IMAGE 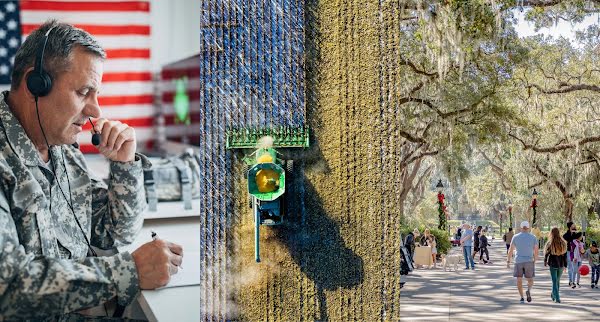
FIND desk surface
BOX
[122,216,201,322]
[87,154,201,321]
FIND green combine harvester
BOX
[226,126,309,262]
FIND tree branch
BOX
[528,179,546,189]
[509,133,600,153]
[479,149,511,191]
[399,57,438,77]
[528,83,600,94]
[399,130,427,144]
[535,164,570,198]
[401,150,439,168]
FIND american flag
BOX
[16,0,156,153]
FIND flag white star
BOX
[0,65,9,75]
[6,20,16,30]
[9,56,14,65]
[5,2,16,12]
[0,29,6,39]
[8,37,18,48]
[0,47,7,57]
[0,12,5,21]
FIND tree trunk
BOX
[564,197,574,222]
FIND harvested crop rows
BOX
[201,0,408,320]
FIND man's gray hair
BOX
[10,20,106,90]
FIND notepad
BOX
[160,251,201,288]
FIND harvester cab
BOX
[226,126,309,262]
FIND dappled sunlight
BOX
[401,243,600,320]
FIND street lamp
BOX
[499,209,503,235]
[436,180,447,231]
[508,201,513,230]
[531,188,539,228]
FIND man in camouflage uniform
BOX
[0,21,183,320]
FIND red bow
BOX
[437,192,445,203]
[530,199,537,208]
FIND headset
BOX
[27,27,101,145]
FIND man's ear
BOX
[23,67,37,99]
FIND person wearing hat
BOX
[507,221,539,304]
[585,241,600,288]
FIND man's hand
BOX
[131,239,184,289]
[92,118,136,162]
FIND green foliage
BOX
[400,226,451,255]
[586,220,600,247]
[431,228,452,255]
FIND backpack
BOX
[144,149,200,211]
[502,234,507,242]
[404,233,414,247]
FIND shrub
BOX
[400,225,450,255]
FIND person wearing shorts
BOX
[507,221,539,304]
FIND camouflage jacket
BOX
[0,92,149,321]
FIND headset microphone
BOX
[88,117,101,146]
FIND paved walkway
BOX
[400,239,600,321]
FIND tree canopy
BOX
[395,0,600,226]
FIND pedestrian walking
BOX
[569,232,585,288]
[507,221,539,303]
[503,227,514,253]
[585,241,600,288]
[460,223,475,270]
[473,226,482,261]
[563,221,576,286]
[480,230,490,264]
[544,227,567,303]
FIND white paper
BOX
[160,251,201,288]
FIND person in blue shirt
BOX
[507,221,539,304]
[460,223,475,270]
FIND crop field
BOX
[201,0,406,320]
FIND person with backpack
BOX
[503,227,514,253]
[404,229,417,263]
[569,232,586,288]
[480,230,490,264]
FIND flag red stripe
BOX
[162,91,200,103]
[20,1,150,12]
[99,95,154,106]
[21,24,150,35]
[161,68,200,79]
[103,72,152,82]
[164,113,201,125]
[106,49,150,59]
[79,145,99,153]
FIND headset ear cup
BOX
[26,71,52,97]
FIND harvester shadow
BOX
[273,163,364,321]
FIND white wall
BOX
[150,0,200,72]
